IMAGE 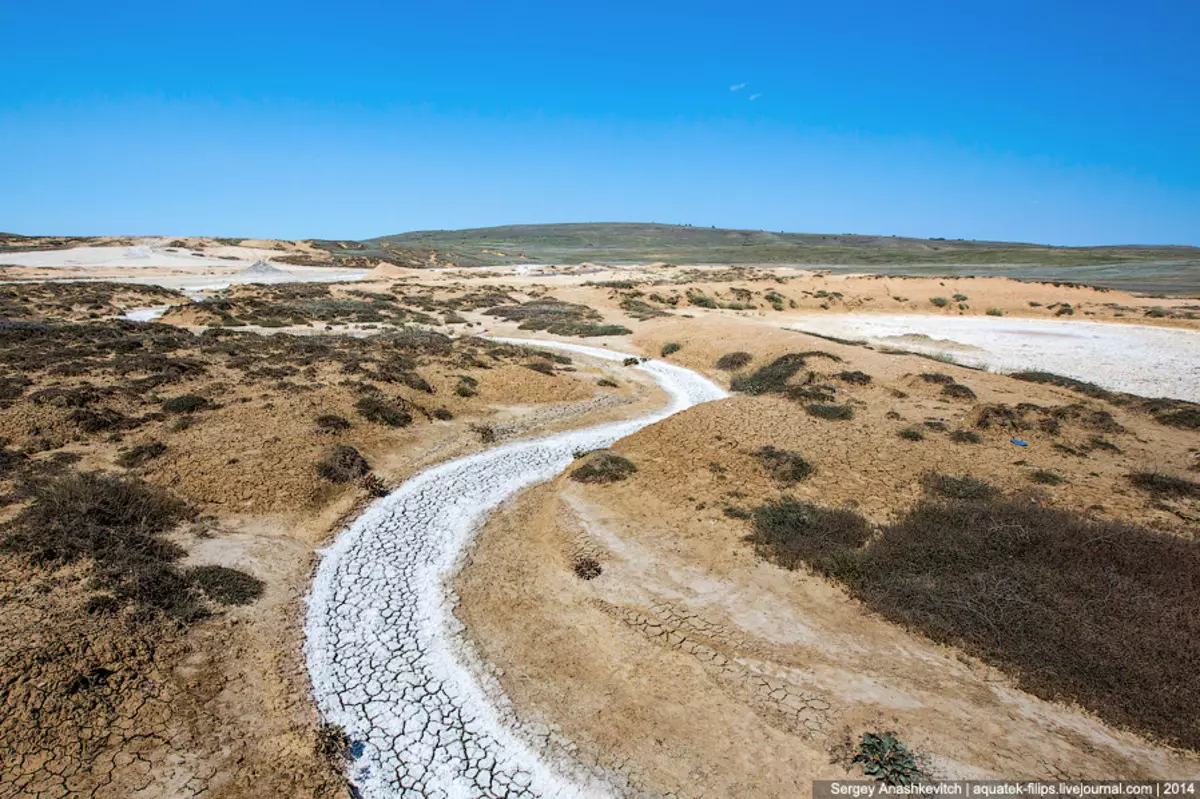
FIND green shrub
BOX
[950,430,981,444]
[316,445,371,483]
[755,446,814,484]
[953,294,969,302]
[597,378,618,388]
[986,307,1004,316]
[929,296,949,308]
[805,403,854,421]
[454,376,479,398]
[188,564,265,605]
[660,342,681,357]
[162,394,209,414]
[853,732,924,785]
[570,451,637,484]
[433,408,454,420]
[918,372,955,385]
[898,427,925,441]
[1056,304,1075,316]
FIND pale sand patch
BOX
[787,313,1200,401]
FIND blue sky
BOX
[1,0,1197,245]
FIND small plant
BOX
[1056,304,1075,316]
[622,357,640,367]
[433,407,454,420]
[315,414,352,433]
[918,372,955,385]
[898,427,925,441]
[572,557,602,580]
[923,473,996,501]
[715,351,752,371]
[454,375,479,398]
[355,395,412,428]
[188,565,265,605]
[835,370,872,385]
[163,394,209,414]
[852,731,924,786]
[1029,469,1065,485]
[1029,301,1043,307]
[597,378,618,388]
[116,441,167,468]
[929,296,949,308]
[1129,472,1200,499]
[660,342,681,357]
[470,423,497,443]
[950,430,981,444]
[316,445,371,483]
[755,446,814,484]
[723,505,752,519]
[941,383,977,401]
[570,451,637,484]
[953,293,969,302]
[986,307,1004,316]
[806,403,854,421]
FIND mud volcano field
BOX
[1,249,1198,798]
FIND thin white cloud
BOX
[730,83,746,91]
[749,93,762,101]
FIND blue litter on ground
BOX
[1010,438,1028,447]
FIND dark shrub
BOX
[835,370,872,385]
[570,451,637,484]
[470,423,497,443]
[1129,472,1200,499]
[755,446,814,484]
[805,403,854,421]
[853,732,924,786]
[162,394,209,414]
[1009,371,1120,403]
[923,473,996,501]
[454,376,479,398]
[660,342,681,357]
[315,414,352,433]
[715,351,752,371]
[572,557,602,580]
[524,360,556,375]
[929,296,949,307]
[1157,408,1200,430]
[941,383,976,401]
[399,371,434,393]
[786,384,837,403]
[746,498,872,572]
[918,372,955,385]
[116,441,167,468]
[355,395,412,427]
[1029,469,1065,485]
[950,430,981,444]
[898,427,925,441]
[433,408,454,420]
[731,353,808,394]
[0,472,202,620]
[316,445,371,483]
[188,565,265,605]
[850,500,1200,750]
[597,378,618,388]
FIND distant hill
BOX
[309,223,1199,294]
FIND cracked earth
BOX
[303,340,726,798]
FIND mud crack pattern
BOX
[304,340,726,799]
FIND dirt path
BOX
[303,340,726,798]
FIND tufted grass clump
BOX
[187,565,265,605]
[570,450,637,484]
[116,441,167,468]
[162,394,209,414]
[755,446,814,484]
[950,429,981,444]
[1129,472,1200,499]
[316,445,371,483]
[835,370,872,385]
[315,414,352,433]
[929,296,949,308]
[806,403,854,421]
[923,473,996,501]
[355,395,412,427]
[898,427,925,441]
[715,351,752,371]
[660,342,681,357]
[1029,469,1065,485]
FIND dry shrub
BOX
[188,565,265,605]
[755,446,814,484]
[805,403,854,421]
[316,445,371,483]
[715,351,752,371]
[570,451,637,484]
[922,473,995,501]
[1129,472,1200,499]
[355,395,412,427]
[747,494,1200,749]
[116,441,167,468]
[941,383,976,401]
[836,370,872,385]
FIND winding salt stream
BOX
[303,340,727,798]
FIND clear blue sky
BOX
[2,0,1197,245]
